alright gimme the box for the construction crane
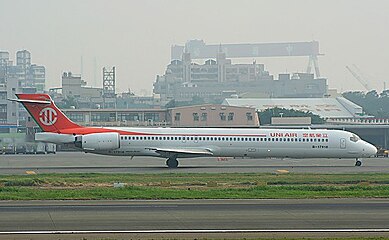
[345,65,371,91]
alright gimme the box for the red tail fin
[16,94,82,133]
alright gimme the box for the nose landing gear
[355,158,362,167]
[166,156,179,168]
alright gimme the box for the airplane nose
[367,143,377,157]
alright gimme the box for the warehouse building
[223,97,364,120]
[62,104,258,128]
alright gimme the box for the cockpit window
[350,134,360,142]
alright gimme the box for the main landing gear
[166,157,179,168]
[355,158,362,167]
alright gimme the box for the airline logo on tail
[39,107,58,126]
[8,93,82,133]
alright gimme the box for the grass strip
[0,185,389,200]
[1,173,389,200]
[2,172,389,185]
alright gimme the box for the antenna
[80,56,83,77]
[93,57,97,87]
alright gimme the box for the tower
[102,66,116,98]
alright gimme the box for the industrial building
[0,50,45,131]
[51,68,161,110]
[50,70,116,109]
[154,40,327,105]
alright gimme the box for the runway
[1,152,389,174]
[0,199,388,238]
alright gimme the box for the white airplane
[10,94,377,168]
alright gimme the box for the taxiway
[0,152,389,174]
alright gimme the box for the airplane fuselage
[86,127,376,159]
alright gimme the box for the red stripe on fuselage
[59,127,267,137]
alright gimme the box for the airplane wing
[146,147,214,158]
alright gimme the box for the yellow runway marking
[276,169,289,174]
[25,171,36,175]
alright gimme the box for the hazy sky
[1,0,388,95]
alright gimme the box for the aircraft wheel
[166,158,179,168]
[355,160,362,167]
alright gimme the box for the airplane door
[340,138,346,149]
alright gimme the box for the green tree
[258,107,325,125]
[343,90,389,118]
[58,96,79,109]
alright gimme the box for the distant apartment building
[153,51,327,105]
[1,50,45,92]
[0,50,45,132]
